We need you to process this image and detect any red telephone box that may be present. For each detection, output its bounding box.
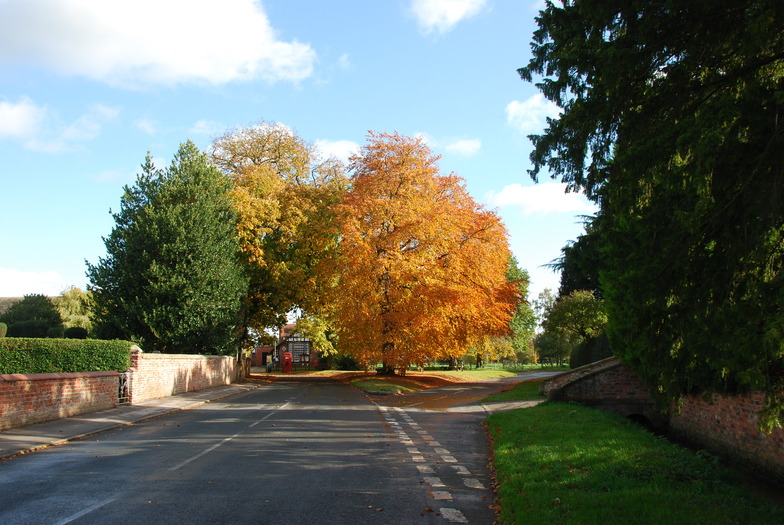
[282,352,293,373]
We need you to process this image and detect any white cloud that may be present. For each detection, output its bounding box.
[190,120,225,137]
[445,138,481,156]
[0,268,69,297]
[27,103,119,153]
[411,0,488,35]
[315,139,360,164]
[486,182,597,215]
[135,118,157,135]
[412,133,481,156]
[0,0,316,87]
[338,53,352,70]
[506,94,560,135]
[0,97,47,138]
[0,98,119,152]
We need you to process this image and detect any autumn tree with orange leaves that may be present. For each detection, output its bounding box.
[318,132,519,374]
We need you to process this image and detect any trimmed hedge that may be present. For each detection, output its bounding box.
[0,338,134,374]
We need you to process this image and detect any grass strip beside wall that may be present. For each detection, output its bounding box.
[487,402,784,525]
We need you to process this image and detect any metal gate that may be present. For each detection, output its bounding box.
[118,371,131,405]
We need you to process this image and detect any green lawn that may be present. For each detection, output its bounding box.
[483,379,547,403]
[351,379,417,394]
[424,368,518,381]
[487,402,784,525]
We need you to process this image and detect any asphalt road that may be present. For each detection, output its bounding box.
[0,377,498,525]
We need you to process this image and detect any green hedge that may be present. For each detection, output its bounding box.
[0,338,134,374]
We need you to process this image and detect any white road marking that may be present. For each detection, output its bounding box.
[432,491,452,500]
[54,498,117,525]
[463,478,485,489]
[171,401,290,471]
[440,508,469,523]
[424,476,445,487]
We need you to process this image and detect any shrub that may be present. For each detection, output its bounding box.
[0,338,133,374]
[64,326,89,339]
[0,322,6,338]
[8,320,49,338]
[47,326,65,338]
[335,354,360,370]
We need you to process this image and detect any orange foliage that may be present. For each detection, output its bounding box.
[319,132,519,370]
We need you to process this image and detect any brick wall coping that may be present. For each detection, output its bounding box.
[541,356,621,396]
[137,353,231,359]
[0,370,121,382]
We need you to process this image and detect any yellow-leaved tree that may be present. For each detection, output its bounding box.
[209,121,347,338]
[318,132,519,374]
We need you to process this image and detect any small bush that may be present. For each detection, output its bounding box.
[0,322,6,338]
[335,354,360,370]
[8,320,50,338]
[64,326,89,339]
[47,326,65,338]
[0,338,133,374]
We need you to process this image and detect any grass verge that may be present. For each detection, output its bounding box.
[351,379,418,394]
[426,369,518,381]
[483,379,546,403]
[487,402,784,525]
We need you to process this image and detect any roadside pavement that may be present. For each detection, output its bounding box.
[0,380,267,460]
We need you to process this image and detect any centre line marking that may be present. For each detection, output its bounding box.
[171,401,290,471]
[54,498,117,525]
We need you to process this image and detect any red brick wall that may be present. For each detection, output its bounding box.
[543,357,650,401]
[127,347,238,404]
[0,371,120,431]
[671,392,784,482]
[544,358,784,483]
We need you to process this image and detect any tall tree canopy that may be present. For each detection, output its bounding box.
[87,141,248,355]
[209,122,347,333]
[522,1,784,428]
[319,132,519,373]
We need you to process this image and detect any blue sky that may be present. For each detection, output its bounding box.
[0,0,595,301]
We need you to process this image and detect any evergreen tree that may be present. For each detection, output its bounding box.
[87,141,249,355]
[521,0,784,428]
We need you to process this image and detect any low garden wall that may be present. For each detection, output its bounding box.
[671,392,784,483]
[542,358,784,484]
[126,346,239,404]
[0,371,120,431]
[0,342,241,431]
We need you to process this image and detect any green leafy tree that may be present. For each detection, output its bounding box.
[294,314,338,360]
[534,329,572,366]
[506,256,537,362]
[543,290,607,343]
[87,141,249,355]
[0,294,63,337]
[54,287,93,331]
[540,290,608,368]
[521,0,784,429]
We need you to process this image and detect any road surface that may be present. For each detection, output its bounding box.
[0,376,503,524]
